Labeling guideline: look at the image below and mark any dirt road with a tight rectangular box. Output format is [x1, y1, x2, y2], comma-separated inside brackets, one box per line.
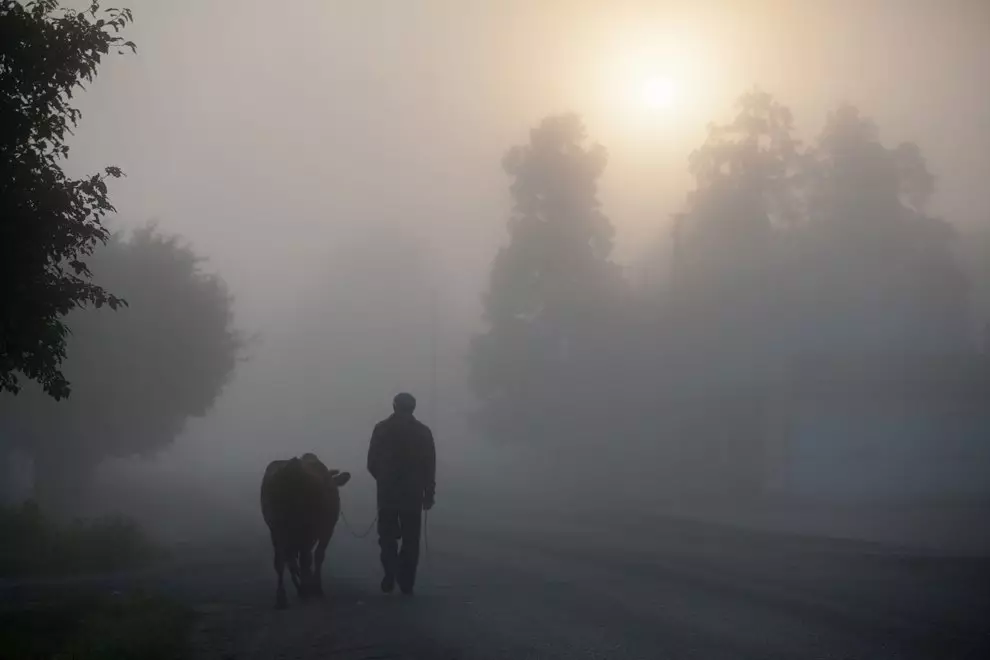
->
[4, 515, 988, 659]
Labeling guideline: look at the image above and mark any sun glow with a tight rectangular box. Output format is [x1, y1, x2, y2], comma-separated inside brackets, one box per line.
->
[600, 29, 716, 133]
[640, 74, 677, 110]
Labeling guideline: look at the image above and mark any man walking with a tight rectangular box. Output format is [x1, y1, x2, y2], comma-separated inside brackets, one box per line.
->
[367, 392, 436, 595]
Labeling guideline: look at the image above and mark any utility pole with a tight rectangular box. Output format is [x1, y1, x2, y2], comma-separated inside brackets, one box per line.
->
[670, 212, 685, 294]
[430, 284, 438, 430]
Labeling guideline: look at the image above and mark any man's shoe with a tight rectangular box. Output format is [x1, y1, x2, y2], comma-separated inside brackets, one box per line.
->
[399, 582, 414, 596]
[381, 575, 395, 594]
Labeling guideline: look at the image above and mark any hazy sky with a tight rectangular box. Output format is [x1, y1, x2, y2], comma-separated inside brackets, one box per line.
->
[59, 0, 989, 480]
[67, 0, 989, 328]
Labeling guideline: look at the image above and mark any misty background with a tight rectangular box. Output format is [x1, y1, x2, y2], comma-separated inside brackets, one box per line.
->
[2, 0, 989, 552]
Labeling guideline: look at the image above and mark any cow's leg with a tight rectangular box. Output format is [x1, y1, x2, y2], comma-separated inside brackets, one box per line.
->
[286, 551, 302, 595]
[312, 534, 331, 598]
[272, 542, 288, 609]
[298, 544, 314, 600]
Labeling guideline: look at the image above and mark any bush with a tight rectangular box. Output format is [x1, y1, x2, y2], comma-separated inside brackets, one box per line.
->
[0, 590, 192, 660]
[0, 501, 159, 577]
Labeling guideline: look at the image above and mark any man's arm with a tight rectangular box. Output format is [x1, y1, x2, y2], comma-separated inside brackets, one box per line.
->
[423, 427, 436, 506]
[367, 423, 383, 480]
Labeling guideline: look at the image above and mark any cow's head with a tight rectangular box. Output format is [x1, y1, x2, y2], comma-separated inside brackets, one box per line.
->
[301, 453, 351, 489]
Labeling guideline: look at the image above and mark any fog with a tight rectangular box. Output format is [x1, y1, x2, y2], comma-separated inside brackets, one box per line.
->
[5, 0, 990, 556]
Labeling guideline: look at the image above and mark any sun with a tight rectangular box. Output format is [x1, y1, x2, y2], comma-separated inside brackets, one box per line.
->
[598, 29, 719, 137]
[640, 75, 676, 110]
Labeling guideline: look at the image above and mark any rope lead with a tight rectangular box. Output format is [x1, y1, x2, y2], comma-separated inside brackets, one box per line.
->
[339, 508, 378, 539]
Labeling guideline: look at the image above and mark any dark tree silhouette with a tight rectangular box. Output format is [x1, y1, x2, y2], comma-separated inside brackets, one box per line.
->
[798, 105, 970, 354]
[663, 90, 806, 396]
[470, 114, 620, 438]
[670, 92, 971, 362]
[0, 1, 135, 399]
[0, 224, 243, 512]
[623, 94, 975, 494]
[961, 222, 990, 345]
[676, 89, 801, 294]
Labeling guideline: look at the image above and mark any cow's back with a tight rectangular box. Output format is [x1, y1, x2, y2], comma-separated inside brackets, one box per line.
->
[261, 459, 317, 531]
[300, 455, 342, 536]
[261, 457, 338, 542]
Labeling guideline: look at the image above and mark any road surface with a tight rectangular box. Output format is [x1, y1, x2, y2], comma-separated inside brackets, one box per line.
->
[4, 515, 988, 659]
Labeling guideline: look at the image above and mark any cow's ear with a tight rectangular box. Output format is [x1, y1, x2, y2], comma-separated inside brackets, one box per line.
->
[331, 471, 351, 487]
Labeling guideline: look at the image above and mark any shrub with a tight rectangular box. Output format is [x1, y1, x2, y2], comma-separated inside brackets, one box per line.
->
[0, 501, 159, 577]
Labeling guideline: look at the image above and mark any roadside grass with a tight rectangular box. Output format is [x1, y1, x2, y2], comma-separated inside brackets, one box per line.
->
[0, 501, 160, 578]
[0, 503, 188, 658]
[0, 590, 193, 660]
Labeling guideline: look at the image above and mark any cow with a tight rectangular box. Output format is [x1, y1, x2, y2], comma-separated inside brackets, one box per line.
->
[260, 452, 351, 608]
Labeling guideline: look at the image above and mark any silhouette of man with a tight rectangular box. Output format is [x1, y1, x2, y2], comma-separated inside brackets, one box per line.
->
[367, 392, 436, 595]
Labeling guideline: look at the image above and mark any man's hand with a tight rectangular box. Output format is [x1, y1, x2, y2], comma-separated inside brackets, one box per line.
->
[423, 496, 434, 511]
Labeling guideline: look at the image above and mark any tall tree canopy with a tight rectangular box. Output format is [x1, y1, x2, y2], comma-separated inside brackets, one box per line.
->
[0, 224, 243, 512]
[798, 105, 970, 354]
[679, 89, 802, 279]
[0, 1, 135, 399]
[470, 92, 976, 485]
[470, 114, 619, 436]
[671, 90, 805, 385]
[673, 91, 971, 364]
[960, 222, 990, 347]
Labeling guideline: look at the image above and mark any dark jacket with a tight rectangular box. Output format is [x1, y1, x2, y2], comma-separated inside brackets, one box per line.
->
[367, 413, 436, 511]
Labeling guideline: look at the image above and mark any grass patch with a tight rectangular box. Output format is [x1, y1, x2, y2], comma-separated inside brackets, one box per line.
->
[0, 590, 192, 660]
[0, 501, 160, 578]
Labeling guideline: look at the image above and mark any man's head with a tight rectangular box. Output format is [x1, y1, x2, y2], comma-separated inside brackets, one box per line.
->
[393, 392, 416, 415]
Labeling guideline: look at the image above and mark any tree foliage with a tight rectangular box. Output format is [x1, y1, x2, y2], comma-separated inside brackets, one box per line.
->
[674, 91, 970, 362]
[960, 223, 990, 348]
[671, 90, 805, 382]
[679, 90, 802, 279]
[796, 105, 969, 354]
[471, 92, 976, 480]
[0, 224, 243, 511]
[0, 0, 136, 399]
[470, 114, 619, 435]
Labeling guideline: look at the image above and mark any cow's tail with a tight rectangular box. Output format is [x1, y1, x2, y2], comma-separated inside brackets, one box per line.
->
[286, 553, 302, 589]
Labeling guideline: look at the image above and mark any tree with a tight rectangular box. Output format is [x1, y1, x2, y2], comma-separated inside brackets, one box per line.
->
[0, 224, 243, 513]
[669, 92, 971, 364]
[470, 114, 620, 438]
[676, 89, 802, 293]
[644, 94, 974, 495]
[0, 1, 136, 399]
[668, 90, 805, 389]
[798, 105, 970, 354]
[959, 222, 990, 347]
